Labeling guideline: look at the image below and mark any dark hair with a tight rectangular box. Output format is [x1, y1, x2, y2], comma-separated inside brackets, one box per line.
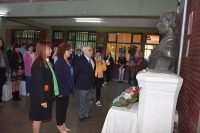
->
[27, 44, 33, 50]
[96, 51, 101, 54]
[107, 52, 112, 57]
[76, 49, 81, 52]
[0, 37, 4, 50]
[13, 44, 20, 53]
[57, 43, 71, 58]
[35, 40, 52, 68]
[13, 44, 20, 49]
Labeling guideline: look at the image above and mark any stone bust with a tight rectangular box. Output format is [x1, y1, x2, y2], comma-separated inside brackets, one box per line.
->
[148, 11, 179, 73]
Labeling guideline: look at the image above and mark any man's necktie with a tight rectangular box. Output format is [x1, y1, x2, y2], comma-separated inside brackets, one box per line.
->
[89, 59, 93, 69]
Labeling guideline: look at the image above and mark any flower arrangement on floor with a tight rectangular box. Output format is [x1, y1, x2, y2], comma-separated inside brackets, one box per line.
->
[113, 86, 140, 108]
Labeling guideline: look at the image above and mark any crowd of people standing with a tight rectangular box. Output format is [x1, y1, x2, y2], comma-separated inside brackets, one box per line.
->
[28, 41, 110, 133]
[0, 37, 148, 133]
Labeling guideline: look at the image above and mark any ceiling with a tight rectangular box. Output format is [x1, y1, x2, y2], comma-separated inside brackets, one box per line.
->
[29, 17, 159, 27]
[6, 20, 27, 27]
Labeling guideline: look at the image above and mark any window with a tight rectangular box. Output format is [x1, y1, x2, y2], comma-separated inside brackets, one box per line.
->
[144, 35, 160, 59]
[144, 45, 157, 59]
[146, 35, 160, 44]
[12, 30, 41, 46]
[108, 33, 117, 42]
[67, 31, 97, 53]
[133, 34, 142, 43]
[106, 33, 143, 63]
[106, 43, 116, 61]
[53, 31, 63, 40]
[117, 33, 132, 43]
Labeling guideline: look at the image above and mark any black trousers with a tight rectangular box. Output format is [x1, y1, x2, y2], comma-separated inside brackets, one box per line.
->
[106, 66, 112, 82]
[0, 67, 6, 102]
[95, 78, 103, 101]
[128, 67, 138, 86]
[56, 96, 69, 125]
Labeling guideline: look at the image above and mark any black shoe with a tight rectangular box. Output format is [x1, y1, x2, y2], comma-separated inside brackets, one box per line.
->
[12, 92, 16, 101]
[86, 116, 91, 119]
[15, 91, 21, 101]
[15, 97, 21, 101]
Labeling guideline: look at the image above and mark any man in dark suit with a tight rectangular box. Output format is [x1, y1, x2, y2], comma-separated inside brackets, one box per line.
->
[71, 49, 82, 66]
[74, 46, 95, 121]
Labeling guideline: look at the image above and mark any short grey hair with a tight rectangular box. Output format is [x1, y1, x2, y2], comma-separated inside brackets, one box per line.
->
[82, 46, 92, 52]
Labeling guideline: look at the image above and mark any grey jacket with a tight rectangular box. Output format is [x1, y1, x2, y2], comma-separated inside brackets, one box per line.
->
[0, 50, 10, 73]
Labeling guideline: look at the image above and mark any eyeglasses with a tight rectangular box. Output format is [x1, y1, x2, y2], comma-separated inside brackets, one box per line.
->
[88, 49, 93, 52]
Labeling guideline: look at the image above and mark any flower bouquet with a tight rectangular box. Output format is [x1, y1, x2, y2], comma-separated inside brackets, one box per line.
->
[113, 86, 140, 108]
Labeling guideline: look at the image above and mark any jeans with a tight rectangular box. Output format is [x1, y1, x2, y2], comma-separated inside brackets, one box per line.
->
[25, 76, 32, 94]
[118, 67, 125, 81]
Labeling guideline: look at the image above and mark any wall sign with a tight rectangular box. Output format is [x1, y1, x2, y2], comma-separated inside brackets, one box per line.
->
[185, 39, 190, 58]
[187, 11, 194, 36]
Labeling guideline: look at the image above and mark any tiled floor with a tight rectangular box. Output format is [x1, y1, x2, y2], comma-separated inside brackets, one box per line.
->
[0, 82, 129, 133]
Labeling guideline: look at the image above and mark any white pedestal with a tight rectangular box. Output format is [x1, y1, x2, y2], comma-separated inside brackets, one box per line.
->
[136, 71, 183, 133]
[2, 82, 12, 101]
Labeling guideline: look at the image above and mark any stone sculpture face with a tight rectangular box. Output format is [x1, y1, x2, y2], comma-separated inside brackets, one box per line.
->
[157, 19, 170, 35]
[157, 11, 178, 35]
[148, 11, 179, 73]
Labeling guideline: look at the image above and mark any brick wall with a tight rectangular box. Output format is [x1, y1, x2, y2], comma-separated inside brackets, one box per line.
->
[177, 0, 200, 133]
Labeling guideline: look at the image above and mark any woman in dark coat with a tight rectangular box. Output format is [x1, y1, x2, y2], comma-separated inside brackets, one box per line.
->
[104, 52, 114, 82]
[8, 44, 24, 101]
[29, 40, 59, 133]
[55, 43, 73, 133]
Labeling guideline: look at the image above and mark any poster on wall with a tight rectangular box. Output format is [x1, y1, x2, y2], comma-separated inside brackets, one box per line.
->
[187, 11, 194, 36]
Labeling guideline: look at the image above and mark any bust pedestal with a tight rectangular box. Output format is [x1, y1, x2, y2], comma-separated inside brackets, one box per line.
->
[136, 71, 183, 133]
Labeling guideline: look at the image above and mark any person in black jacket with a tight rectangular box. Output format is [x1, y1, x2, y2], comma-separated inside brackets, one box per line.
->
[71, 49, 81, 66]
[29, 41, 55, 133]
[118, 54, 126, 82]
[104, 52, 114, 82]
[8, 44, 24, 101]
[55, 43, 73, 133]
[74, 46, 95, 121]
[0, 37, 10, 105]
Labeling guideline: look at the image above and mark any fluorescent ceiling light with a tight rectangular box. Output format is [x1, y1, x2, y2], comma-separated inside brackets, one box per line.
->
[73, 18, 102, 23]
[0, 11, 8, 16]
